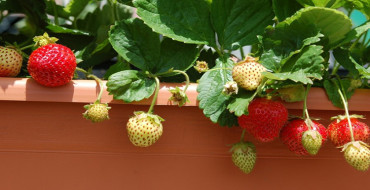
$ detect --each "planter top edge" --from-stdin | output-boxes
[0,77,369,111]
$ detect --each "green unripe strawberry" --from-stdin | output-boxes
[83,103,110,123]
[231,141,256,174]
[0,46,23,77]
[342,141,370,171]
[127,112,164,147]
[232,56,266,91]
[302,130,323,155]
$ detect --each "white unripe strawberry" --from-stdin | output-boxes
[232,56,266,91]
[342,141,370,171]
[83,103,111,123]
[0,46,23,77]
[231,141,256,174]
[127,112,164,147]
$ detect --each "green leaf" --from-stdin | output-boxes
[104,61,131,80]
[74,38,116,68]
[116,2,134,20]
[3,0,48,31]
[133,0,216,46]
[64,0,92,17]
[211,0,274,50]
[272,0,303,22]
[197,57,236,127]
[227,90,254,117]
[296,0,344,8]
[46,24,91,36]
[259,30,324,72]
[109,18,200,74]
[276,84,306,102]
[107,70,156,102]
[263,7,352,53]
[352,57,370,79]
[263,45,325,84]
[109,18,160,71]
[324,78,355,109]
[281,7,352,47]
[333,48,360,77]
[157,38,199,74]
[344,0,370,17]
[334,21,370,47]
[217,109,239,127]
[117,0,134,6]
[45,0,71,19]
[324,79,343,108]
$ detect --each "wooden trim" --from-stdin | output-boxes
[0,77,369,111]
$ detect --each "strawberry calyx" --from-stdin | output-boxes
[133,111,165,126]
[168,86,189,107]
[194,61,209,73]
[330,114,365,123]
[230,141,256,153]
[222,81,239,95]
[33,32,59,47]
[340,141,370,151]
[243,55,258,63]
[167,70,190,107]
[340,140,370,171]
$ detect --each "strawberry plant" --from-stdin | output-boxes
[0,0,369,173]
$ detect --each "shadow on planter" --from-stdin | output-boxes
[0,77,24,91]
[25,78,75,102]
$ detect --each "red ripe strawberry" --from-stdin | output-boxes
[328,116,369,147]
[280,119,327,155]
[28,44,76,87]
[238,98,288,142]
[0,46,22,77]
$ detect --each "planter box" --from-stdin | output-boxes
[0,77,369,190]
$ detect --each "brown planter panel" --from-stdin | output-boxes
[0,78,369,190]
[0,101,369,190]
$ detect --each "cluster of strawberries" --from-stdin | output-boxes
[0,33,110,123]
[230,57,369,174]
[1,35,368,174]
[0,33,164,148]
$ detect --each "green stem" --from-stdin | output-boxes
[172,70,190,92]
[331,61,340,75]
[253,78,268,99]
[19,44,34,51]
[148,77,160,114]
[87,74,104,103]
[364,37,370,47]
[109,0,119,21]
[337,88,355,142]
[303,84,312,130]
[214,47,223,57]
[239,47,245,60]
[334,80,355,142]
[336,75,348,101]
[75,67,89,75]
[76,67,104,103]
[348,8,353,17]
[362,32,368,46]
[302,84,311,119]
[349,31,366,51]
[240,129,246,142]
[52,0,59,25]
